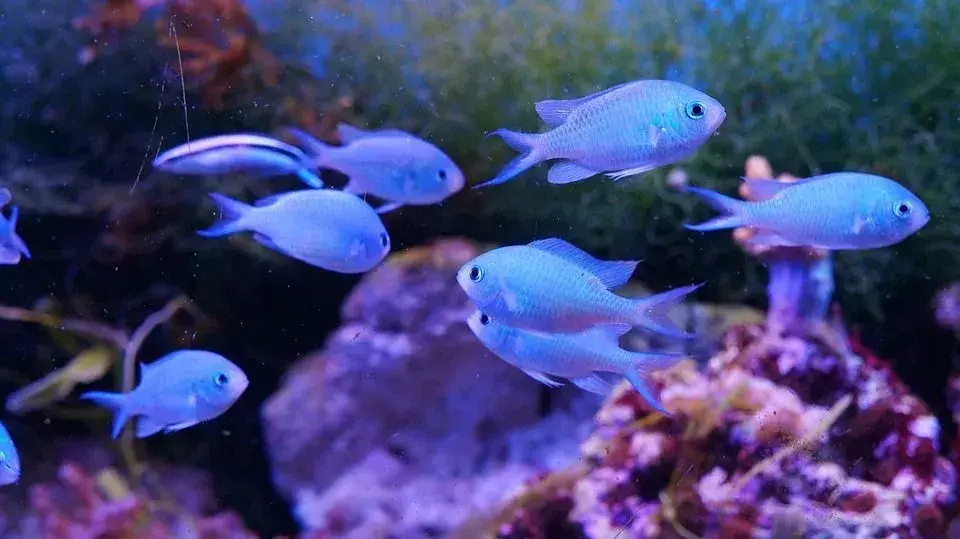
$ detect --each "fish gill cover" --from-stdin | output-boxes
[0,0,957,537]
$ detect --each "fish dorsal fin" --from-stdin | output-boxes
[534,81,634,126]
[528,238,638,289]
[337,123,412,144]
[253,193,287,207]
[741,177,814,201]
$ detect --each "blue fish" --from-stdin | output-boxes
[198,189,391,274]
[478,80,725,188]
[0,421,20,485]
[468,311,684,413]
[285,124,465,213]
[685,173,930,250]
[81,350,248,439]
[0,204,30,265]
[456,238,700,337]
[152,134,324,188]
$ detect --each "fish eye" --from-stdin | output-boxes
[479,313,490,326]
[894,201,912,218]
[468,265,483,282]
[438,169,447,181]
[685,102,706,120]
[379,232,390,248]
[215,373,229,387]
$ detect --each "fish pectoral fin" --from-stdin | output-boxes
[376,202,405,214]
[135,416,166,438]
[570,372,618,395]
[163,420,199,433]
[746,229,800,248]
[521,369,565,388]
[0,245,22,265]
[547,161,600,185]
[605,164,658,182]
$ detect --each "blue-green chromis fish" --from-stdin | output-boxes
[477,79,725,188]
[456,238,700,337]
[0,203,30,265]
[197,189,391,274]
[152,134,324,188]
[285,124,465,212]
[685,173,930,249]
[0,421,20,485]
[468,311,684,413]
[81,350,248,439]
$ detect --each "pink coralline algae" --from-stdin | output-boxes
[491,321,958,538]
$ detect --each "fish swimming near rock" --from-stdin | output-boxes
[476,79,726,188]
[285,124,465,213]
[198,189,391,273]
[456,238,700,337]
[0,421,20,485]
[152,134,324,188]
[685,173,930,250]
[468,311,684,413]
[81,350,248,439]
[0,203,31,265]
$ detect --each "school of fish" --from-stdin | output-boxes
[0,77,931,484]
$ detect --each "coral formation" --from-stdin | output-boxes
[488,321,956,538]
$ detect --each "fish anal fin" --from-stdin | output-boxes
[570,372,618,395]
[547,161,599,185]
[606,163,658,182]
[521,369,564,388]
[136,416,165,438]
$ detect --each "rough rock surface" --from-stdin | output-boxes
[261,238,601,536]
[489,322,958,538]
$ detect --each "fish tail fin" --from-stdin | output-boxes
[284,127,332,163]
[197,193,253,238]
[629,283,703,338]
[623,356,682,415]
[683,187,750,231]
[294,168,324,189]
[4,207,29,259]
[474,129,543,189]
[81,391,131,439]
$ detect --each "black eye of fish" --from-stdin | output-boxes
[479,313,490,325]
[379,233,390,248]
[468,266,483,282]
[686,102,705,119]
[438,169,447,180]
[215,373,229,387]
[895,202,911,218]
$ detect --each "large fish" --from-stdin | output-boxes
[456,238,699,337]
[285,124,464,213]
[153,134,324,188]
[81,350,248,439]
[198,189,391,274]
[477,79,725,188]
[468,311,684,413]
[685,173,930,249]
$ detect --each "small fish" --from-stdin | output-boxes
[0,205,30,265]
[198,189,391,273]
[468,311,684,413]
[685,173,930,250]
[0,188,11,208]
[285,124,465,211]
[152,134,324,188]
[456,238,700,337]
[477,80,725,188]
[81,350,248,439]
[0,421,20,485]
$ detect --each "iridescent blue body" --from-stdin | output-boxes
[685,173,930,249]
[152,134,324,188]
[456,238,699,337]
[468,311,684,413]
[0,421,20,485]
[197,189,391,274]
[286,124,465,208]
[477,80,726,187]
[81,350,249,439]
[0,188,30,265]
